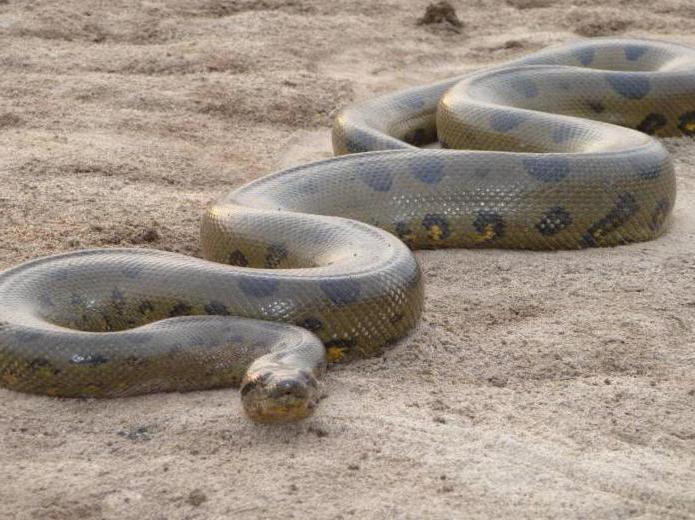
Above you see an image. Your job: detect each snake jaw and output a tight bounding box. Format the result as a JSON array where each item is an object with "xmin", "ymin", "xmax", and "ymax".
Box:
[{"xmin": 240, "ymin": 368, "xmax": 320, "ymax": 423}]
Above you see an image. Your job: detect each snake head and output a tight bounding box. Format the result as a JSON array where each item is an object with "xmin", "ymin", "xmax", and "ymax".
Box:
[{"xmin": 240, "ymin": 366, "xmax": 320, "ymax": 423}]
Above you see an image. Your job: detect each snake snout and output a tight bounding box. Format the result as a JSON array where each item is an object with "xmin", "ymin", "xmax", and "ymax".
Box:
[
  {"xmin": 270, "ymin": 378, "xmax": 309, "ymax": 399},
  {"xmin": 240, "ymin": 368, "xmax": 320, "ymax": 423}
]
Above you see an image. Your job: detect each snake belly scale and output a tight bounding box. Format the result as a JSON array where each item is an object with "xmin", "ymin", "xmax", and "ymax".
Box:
[{"xmin": 1, "ymin": 38, "xmax": 694, "ymax": 421}]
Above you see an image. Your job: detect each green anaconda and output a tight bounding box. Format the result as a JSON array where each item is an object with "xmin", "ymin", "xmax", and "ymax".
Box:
[{"xmin": 1, "ymin": 38, "xmax": 694, "ymax": 422}]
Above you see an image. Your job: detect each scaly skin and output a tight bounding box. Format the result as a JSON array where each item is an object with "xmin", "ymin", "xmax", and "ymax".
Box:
[{"xmin": 1, "ymin": 38, "xmax": 694, "ymax": 422}]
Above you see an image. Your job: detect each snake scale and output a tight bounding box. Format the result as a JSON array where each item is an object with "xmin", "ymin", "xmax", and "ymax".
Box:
[{"xmin": 1, "ymin": 38, "xmax": 694, "ymax": 422}]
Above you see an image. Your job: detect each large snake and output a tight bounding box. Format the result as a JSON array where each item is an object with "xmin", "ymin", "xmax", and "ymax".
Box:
[{"xmin": 1, "ymin": 38, "xmax": 694, "ymax": 422}]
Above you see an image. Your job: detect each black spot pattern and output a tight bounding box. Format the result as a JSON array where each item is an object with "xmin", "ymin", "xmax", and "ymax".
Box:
[
  {"xmin": 677, "ymin": 111, "xmax": 695, "ymax": 136},
  {"xmin": 587, "ymin": 101, "xmax": 605, "ymax": 113},
  {"xmin": 360, "ymin": 165, "xmax": 393, "ymax": 192},
  {"xmin": 489, "ymin": 112, "xmax": 527, "ymax": 132},
  {"xmin": 637, "ymin": 113, "xmax": 667, "ymax": 135},
  {"xmin": 579, "ymin": 192, "xmax": 639, "ymax": 247},
  {"xmin": 574, "ymin": 47, "xmax": 595, "ymax": 66},
  {"xmin": 474, "ymin": 210, "xmax": 505, "ymax": 240},
  {"xmin": 605, "ymin": 73, "xmax": 651, "ymax": 100},
  {"xmin": 228, "ymin": 249, "xmax": 249, "ymax": 267},
  {"xmin": 238, "ymin": 278, "xmax": 279, "ymax": 298},
  {"xmin": 411, "ymin": 154, "xmax": 446, "ymax": 184},
  {"xmin": 536, "ymin": 207, "xmax": 572, "ymax": 236},
  {"xmin": 265, "ymin": 244, "xmax": 288, "ymax": 268},
  {"xmin": 298, "ymin": 317, "xmax": 323, "ymax": 332},
  {"xmin": 204, "ymin": 301, "xmax": 229, "ymax": 315},
  {"xmin": 170, "ymin": 301, "xmax": 192, "ymax": 317},
  {"xmin": 510, "ymin": 77, "xmax": 538, "ymax": 98},
  {"xmin": 624, "ymin": 45, "xmax": 648, "ymax": 61},
  {"xmin": 522, "ymin": 156, "xmax": 570, "ymax": 182},
  {"xmin": 422, "ymin": 214, "xmax": 450, "ymax": 241},
  {"xmin": 319, "ymin": 279, "xmax": 361, "ymax": 306}
]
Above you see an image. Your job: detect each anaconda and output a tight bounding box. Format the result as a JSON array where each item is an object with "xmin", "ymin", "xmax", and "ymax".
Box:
[{"xmin": 1, "ymin": 38, "xmax": 694, "ymax": 422}]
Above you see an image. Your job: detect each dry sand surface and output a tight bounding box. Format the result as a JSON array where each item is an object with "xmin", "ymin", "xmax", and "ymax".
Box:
[{"xmin": 1, "ymin": 0, "xmax": 695, "ymax": 518}]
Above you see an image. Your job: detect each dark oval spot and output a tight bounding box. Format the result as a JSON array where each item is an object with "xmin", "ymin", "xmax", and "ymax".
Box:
[
  {"xmin": 624, "ymin": 45, "xmax": 648, "ymax": 61},
  {"xmin": 169, "ymin": 302, "xmax": 192, "ymax": 317},
  {"xmin": 522, "ymin": 156, "xmax": 570, "ymax": 182},
  {"xmin": 536, "ymin": 207, "xmax": 572, "ymax": 236},
  {"xmin": 677, "ymin": 111, "xmax": 695, "ymax": 136},
  {"xmin": 228, "ymin": 249, "xmax": 249, "ymax": 267},
  {"xmin": 204, "ymin": 301, "xmax": 229, "ymax": 316},
  {"xmin": 581, "ymin": 192, "xmax": 640, "ymax": 247},
  {"xmin": 636, "ymin": 113, "xmax": 667, "ymax": 135},
  {"xmin": 359, "ymin": 165, "xmax": 393, "ymax": 192},
  {"xmin": 238, "ymin": 278, "xmax": 279, "ymax": 298},
  {"xmin": 489, "ymin": 111, "xmax": 527, "ymax": 132},
  {"xmin": 573, "ymin": 47, "xmax": 595, "ymax": 66},
  {"xmin": 422, "ymin": 214, "xmax": 450, "ymax": 241},
  {"xmin": 587, "ymin": 100, "xmax": 605, "ymax": 113},
  {"xmin": 473, "ymin": 211, "xmax": 505, "ymax": 239},
  {"xmin": 265, "ymin": 243, "xmax": 288, "ymax": 268},
  {"xmin": 411, "ymin": 154, "xmax": 445, "ymax": 184},
  {"xmin": 298, "ymin": 317, "xmax": 323, "ymax": 332},
  {"xmin": 319, "ymin": 279, "xmax": 361, "ymax": 306},
  {"xmin": 605, "ymin": 73, "xmax": 651, "ymax": 100},
  {"xmin": 510, "ymin": 77, "xmax": 538, "ymax": 98}
]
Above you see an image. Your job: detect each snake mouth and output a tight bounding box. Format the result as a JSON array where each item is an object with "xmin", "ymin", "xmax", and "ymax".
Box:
[{"xmin": 240, "ymin": 372, "xmax": 320, "ymax": 423}]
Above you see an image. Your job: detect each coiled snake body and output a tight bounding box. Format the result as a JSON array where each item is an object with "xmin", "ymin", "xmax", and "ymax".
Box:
[{"xmin": 1, "ymin": 38, "xmax": 694, "ymax": 421}]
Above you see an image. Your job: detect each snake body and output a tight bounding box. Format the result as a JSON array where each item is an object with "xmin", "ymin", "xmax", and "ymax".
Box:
[{"xmin": 1, "ymin": 38, "xmax": 694, "ymax": 421}]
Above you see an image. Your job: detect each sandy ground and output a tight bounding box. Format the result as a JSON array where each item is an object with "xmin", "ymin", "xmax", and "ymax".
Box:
[{"xmin": 1, "ymin": 0, "xmax": 694, "ymax": 518}]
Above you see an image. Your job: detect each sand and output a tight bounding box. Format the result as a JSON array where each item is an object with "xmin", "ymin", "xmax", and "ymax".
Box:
[{"xmin": 1, "ymin": 0, "xmax": 694, "ymax": 518}]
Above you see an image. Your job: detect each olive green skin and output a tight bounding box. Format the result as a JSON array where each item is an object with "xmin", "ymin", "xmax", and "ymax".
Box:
[{"xmin": 1, "ymin": 38, "xmax": 694, "ymax": 422}]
